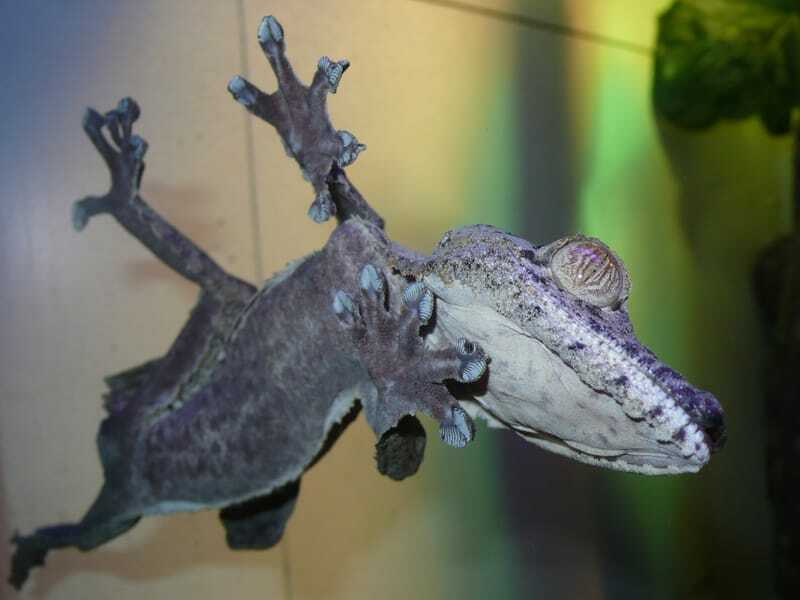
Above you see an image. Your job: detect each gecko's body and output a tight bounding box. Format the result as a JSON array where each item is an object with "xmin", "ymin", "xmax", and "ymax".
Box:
[
  {"xmin": 9, "ymin": 16, "xmax": 724, "ymax": 590},
  {"xmin": 107, "ymin": 224, "xmax": 380, "ymax": 516}
]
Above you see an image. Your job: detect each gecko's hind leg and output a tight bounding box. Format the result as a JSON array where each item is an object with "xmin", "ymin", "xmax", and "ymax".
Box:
[
  {"xmin": 9, "ymin": 486, "xmax": 140, "ymax": 590},
  {"xmin": 333, "ymin": 265, "xmax": 489, "ymax": 459},
  {"xmin": 75, "ymin": 98, "xmax": 253, "ymax": 303},
  {"xmin": 219, "ymin": 480, "xmax": 300, "ymax": 550}
]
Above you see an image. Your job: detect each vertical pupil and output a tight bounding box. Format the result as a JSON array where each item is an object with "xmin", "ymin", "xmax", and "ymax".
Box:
[{"xmin": 568, "ymin": 245, "xmax": 608, "ymax": 287}]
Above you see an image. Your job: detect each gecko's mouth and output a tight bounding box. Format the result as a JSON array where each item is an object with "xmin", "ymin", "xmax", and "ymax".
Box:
[{"xmin": 460, "ymin": 395, "xmax": 713, "ymax": 474}]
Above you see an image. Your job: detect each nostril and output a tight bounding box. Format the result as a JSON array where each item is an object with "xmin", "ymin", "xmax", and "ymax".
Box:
[
  {"xmin": 691, "ymin": 396, "xmax": 726, "ymax": 452},
  {"xmin": 675, "ymin": 388, "xmax": 726, "ymax": 453},
  {"xmin": 701, "ymin": 409, "xmax": 727, "ymax": 452}
]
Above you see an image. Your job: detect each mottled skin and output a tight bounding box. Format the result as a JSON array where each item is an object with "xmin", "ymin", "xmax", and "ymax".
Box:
[
  {"xmin": 9, "ymin": 16, "xmax": 724, "ymax": 590},
  {"xmin": 393, "ymin": 226, "xmax": 725, "ymax": 473}
]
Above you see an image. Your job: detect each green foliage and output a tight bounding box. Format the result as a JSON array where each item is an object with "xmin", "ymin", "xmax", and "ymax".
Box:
[{"xmin": 653, "ymin": 0, "xmax": 800, "ymax": 134}]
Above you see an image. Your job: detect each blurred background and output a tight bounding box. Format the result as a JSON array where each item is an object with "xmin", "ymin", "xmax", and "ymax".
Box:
[{"xmin": 0, "ymin": 1, "xmax": 790, "ymax": 598}]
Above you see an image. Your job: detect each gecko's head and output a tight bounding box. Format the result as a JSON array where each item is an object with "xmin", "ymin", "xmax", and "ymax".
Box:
[{"xmin": 420, "ymin": 225, "xmax": 725, "ymax": 475}]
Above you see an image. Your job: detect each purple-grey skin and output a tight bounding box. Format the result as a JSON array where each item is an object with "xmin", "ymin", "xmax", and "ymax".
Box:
[{"xmin": 8, "ymin": 15, "xmax": 725, "ymax": 591}]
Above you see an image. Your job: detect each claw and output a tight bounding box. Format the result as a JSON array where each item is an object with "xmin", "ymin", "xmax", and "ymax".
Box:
[
  {"xmin": 337, "ymin": 130, "xmax": 366, "ymax": 167},
  {"xmin": 456, "ymin": 338, "xmax": 487, "ymax": 383},
  {"xmin": 359, "ymin": 264, "xmax": 384, "ymax": 300},
  {"xmin": 402, "ymin": 283, "xmax": 434, "ymax": 325},
  {"xmin": 258, "ymin": 15, "xmax": 284, "ymax": 46},
  {"xmin": 317, "ymin": 57, "xmax": 350, "ymax": 93},
  {"xmin": 440, "ymin": 405, "xmax": 475, "ymax": 448}
]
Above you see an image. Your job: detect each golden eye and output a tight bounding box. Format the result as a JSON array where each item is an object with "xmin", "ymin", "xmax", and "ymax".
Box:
[{"xmin": 549, "ymin": 237, "xmax": 627, "ymax": 308}]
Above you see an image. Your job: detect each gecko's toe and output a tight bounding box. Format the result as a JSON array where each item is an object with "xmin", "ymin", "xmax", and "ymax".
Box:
[
  {"xmin": 318, "ymin": 57, "xmax": 350, "ymax": 93},
  {"xmin": 129, "ymin": 135, "xmax": 148, "ymax": 161},
  {"xmin": 104, "ymin": 109, "xmax": 123, "ymax": 144},
  {"xmin": 403, "ymin": 282, "xmax": 434, "ymax": 326},
  {"xmin": 456, "ymin": 338, "xmax": 488, "ymax": 383},
  {"xmin": 308, "ymin": 189, "xmax": 336, "ymax": 223},
  {"xmin": 258, "ymin": 15, "xmax": 285, "ymax": 46},
  {"xmin": 359, "ymin": 264, "xmax": 384, "ymax": 301},
  {"xmin": 228, "ymin": 75, "xmax": 259, "ymax": 109},
  {"xmin": 115, "ymin": 97, "xmax": 141, "ymax": 127},
  {"xmin": 71, "ymin": 201, "xmax": 90, "ymax": 232},
  {"xmin": 440, "ymin": 404, "xmax": 475, "ymax": 448},
  {"xmin": 82, "ymin": 107, "xmax": 105, "ymax": 134},
  {"xmin": 337, "ymin": 130, "xmax": 366, "ymax": 167},
  {"xmin": 332, "ymin": 290, "xmax": 359, "ymax": 326}
]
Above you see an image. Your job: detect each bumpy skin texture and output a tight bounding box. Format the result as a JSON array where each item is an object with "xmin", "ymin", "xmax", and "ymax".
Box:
[
  {"xmin": 392, "ymin": 227, "xmax": 725, "ymax": 473},
  {"xmin": 8, "ymin": 16, "xmax": 725, "ymax": 590}
]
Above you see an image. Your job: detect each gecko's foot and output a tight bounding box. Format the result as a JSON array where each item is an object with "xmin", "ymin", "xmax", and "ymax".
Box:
[
  {"xmin": 8, "ymin": 532, "xmax": 48, "ymax": 590},
  {"xmin": 337, "ymin": 130, "xmax": 366, "ymax": 167},
  {"xmin": 90, "ymin": 97, "xmax": 148, "ymax": 164},
  {"xmin": 74, "ymin": 98, "xmax": 148, "ymax": 231},
  {"xmin": 232, "ymin": 15, "xmax": 380, "ymax": 226},
  {"xmin": 318, "ymin": 57, "xmax": 350, "ymax": 93},
  {"xmin": 220, "ymin": 480, "xmax": 299, "ymax": 550},
  {"xmin": 333, "ymin": 265, "xmax": 487, "ymax": 451},
  {"xmin": 257, "ymin": 16, "xmax": 285, "ymax": 55}
]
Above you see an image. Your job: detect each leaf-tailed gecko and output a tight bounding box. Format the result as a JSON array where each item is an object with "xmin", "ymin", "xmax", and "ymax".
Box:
[{"xmin": 8, "ymin": 15, "xmax": 725, "ymax": 590}]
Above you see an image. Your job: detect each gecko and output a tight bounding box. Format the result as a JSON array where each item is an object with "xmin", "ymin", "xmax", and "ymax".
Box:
[{"xmin": 8, "ymin": 15, "xmax": 725, "ymax": 590}]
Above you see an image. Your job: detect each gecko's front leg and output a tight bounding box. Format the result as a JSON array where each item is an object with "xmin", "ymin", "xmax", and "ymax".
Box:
[
  {"xmin": 333, "ymin": 265, "xmax": 488, "ymax": 478},
  {"xmin": 73, "ymin": 97, "xmax": 253, "ymax": 303},
  {"xmin": 228, "ymin": 15, "xmax": 380, "ymax": 227}
]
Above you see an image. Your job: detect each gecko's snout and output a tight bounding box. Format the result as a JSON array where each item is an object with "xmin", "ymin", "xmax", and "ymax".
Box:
[
  {"xmin": 684, "ymin": 390, "xmax": 726, "ymax": 453},
  {"xmin": 701, "ymin": 404, "xmax": 726, "ymax": 453}
]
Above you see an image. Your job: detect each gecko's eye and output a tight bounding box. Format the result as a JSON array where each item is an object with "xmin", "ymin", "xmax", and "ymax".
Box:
[{"xmin": 549, "ymin": 237, "xmax": 627, "ymax": 308}]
